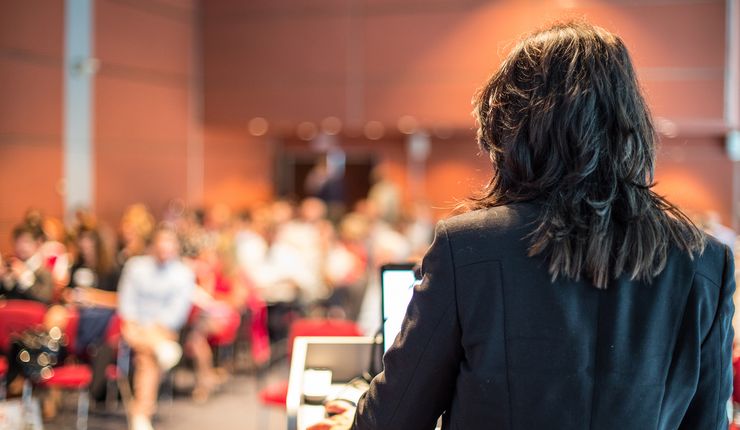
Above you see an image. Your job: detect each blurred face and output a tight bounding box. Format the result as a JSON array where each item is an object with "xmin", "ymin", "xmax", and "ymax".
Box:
[
  {"xmin": 271, "ymin": 201, "xmax": 294, "ymax": 225},
  {"xmin": 300, "ymin": 198, "xmax": 327, "ymax": 223},
  {"xmin": 14, "ymin": 233, "xmax": 40, "ymax": 261},
  {"xmin": 152, "ymin": 230, "xmax": 179, "ymax": 263},
  {"xmin": 78, "ymin": 234, "xmax": 97, "ymax": 265},
  {"xmin": 120, "ymin": 220, "xmax": 140, "ymax": 246}
]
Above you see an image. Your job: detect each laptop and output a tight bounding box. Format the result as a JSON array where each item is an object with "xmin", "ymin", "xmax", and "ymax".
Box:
[{"xmin": 380, "ymin": 263, "xmax": 420, "ymax": 353}]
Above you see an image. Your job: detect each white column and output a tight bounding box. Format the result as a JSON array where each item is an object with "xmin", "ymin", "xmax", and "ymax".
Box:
[
  {"xmin": 63, "ymin": 0, "xmax": 96, "ymax": 213},
  {"xmin": 727, "ymin": 0, "xmax": 739, "ymax": 129},
  {"xmin": 187, "ymin": 1, "xmax": 204, "ymax": 206}
]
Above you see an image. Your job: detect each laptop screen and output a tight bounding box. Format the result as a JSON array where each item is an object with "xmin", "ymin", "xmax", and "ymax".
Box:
[{"xmin": 380, "ymin": 263, "xmax": 419, "ymax": 353}]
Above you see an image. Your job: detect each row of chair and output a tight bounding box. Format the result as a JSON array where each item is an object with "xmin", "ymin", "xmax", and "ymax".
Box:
[
  {"xmin": 0, "ymin": 299, "xmax": 368, "ymax": 429},
  {"xmin": 0, "ymin": 301, "xmax": 244, "ymax": 429},
  {"xmin": 0, "ymin": 300, "xmax": 93, "ymax": 429}
]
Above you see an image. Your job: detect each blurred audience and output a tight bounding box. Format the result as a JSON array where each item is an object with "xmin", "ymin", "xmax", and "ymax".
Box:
[
  {"xmin": 6, "ymin": 190, "xmax": 740, "ymax": 428},
  {"xmin": 0, "ymin": 182, "xmax": 440, "ymax": 428}
]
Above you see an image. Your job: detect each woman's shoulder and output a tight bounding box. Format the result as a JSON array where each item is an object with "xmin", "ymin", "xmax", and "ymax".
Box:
[
  {"xmin": 442, "ymin": 201, "xmax": 540, "ymax": 236},
  {"xmin": 436, "ymin": 202, "xmax": 541, "ymax": 267},
  {"xmin": 692, "ymin": 233, "xmax": 732, "ymax": 288}
]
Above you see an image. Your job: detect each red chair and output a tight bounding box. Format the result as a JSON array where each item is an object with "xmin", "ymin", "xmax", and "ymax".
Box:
[
  {"xmin": 0, "ymin": 356, "xmax": 7, "ymax": 400},
  {"xmin": 258, "ymin": 318, "xmax": 363, "ymax": 407},
  {"xmin": 37, "ymin": 307, "xmax": 93, "ymax": 429},
  {"xmin": 186, "ymin": 304, "xmax": 242, "ymax": 368},
  {"xmin": 207, "ymin": 308, "xmax": 242, "ymax": 367},
  {"xmin": 0, "ymin": 300, "xmax": 47, "ymax": 352},
  {"xmin": 37, "ymin": 364, "xmax": 92, "ymax": 428},
  {"xmin": 101, "ymin": 313, "xmax": 124, "ymax": 410},
  {"xmin": 0, "ymin": 303, "xmax": 92, "ymax": 430},
  {"xmin": 0, "ymin": 300, "xmax": 46, "ymax": 400}
]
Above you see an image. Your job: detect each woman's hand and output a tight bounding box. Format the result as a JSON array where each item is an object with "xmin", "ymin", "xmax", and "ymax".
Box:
[{"xmin": 306, "ymin": 400, "xmax": 356, "ymax": 430}]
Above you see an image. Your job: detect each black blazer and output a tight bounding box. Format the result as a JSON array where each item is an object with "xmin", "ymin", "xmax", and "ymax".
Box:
[{"xmin": 352, "ymin": 202, "xmax": 735, "ymax": 430}]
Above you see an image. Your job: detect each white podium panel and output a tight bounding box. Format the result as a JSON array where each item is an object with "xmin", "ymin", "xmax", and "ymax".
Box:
[{"xmin": 286, "ymin": 336, "xmax": 374, "ymax": 430}]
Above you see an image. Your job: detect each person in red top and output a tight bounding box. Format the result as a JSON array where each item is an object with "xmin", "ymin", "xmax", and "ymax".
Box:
[{"xmin": 184, "ymin": 225, "xmax": 244, "ymax": 403}]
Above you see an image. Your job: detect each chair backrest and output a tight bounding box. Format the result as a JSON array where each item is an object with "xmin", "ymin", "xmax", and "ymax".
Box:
[
  {"xmin": 0, "ymin": 300, "xmax": 47, "ymax": 353},
  {"xmin": 287, "ymin": 318, "xmax": 362, "ymax": 357},
  {"xmin": 105, "ymin": 313, "xmax": 122, "ymax": 348},
  {"xmin": 207, "ymin": 308, "xmax": 242, "ymax": 347}
]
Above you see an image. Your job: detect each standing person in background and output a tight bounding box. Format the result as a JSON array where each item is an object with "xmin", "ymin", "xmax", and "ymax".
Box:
[
  {"xmin": 0, "ymin": 223, "xmax": 54, "ymax": 304},
  {"xmin": 118, "ymin": 224, "xmax": 195, "ymax": 430}
]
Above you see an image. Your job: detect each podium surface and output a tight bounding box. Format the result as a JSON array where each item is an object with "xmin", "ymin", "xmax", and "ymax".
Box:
[{"xmin": 286, "ymin": 336, "xmax": 374, "ymax": 430}]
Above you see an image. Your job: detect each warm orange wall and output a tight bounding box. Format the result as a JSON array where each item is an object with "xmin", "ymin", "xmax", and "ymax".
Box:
[
  {"xmin": 654, "ymin": 136, "xmax": 733, "ymax": 222},
  {"xmin": 0, "ymin": 1, "xmax": 64, "ymax": 252},
  {"xmin": 0, "ymin": 0, "xmax": 733, "ymax": 253},
  {"xmin": 94, "ymin": 0, "xmax": 197, "ymax": 226},
  {"xmin": 202, "ymin": 0, "xmax": 733, "ymax": 224},
  {"xmin": 202, "ymin": 128, "xmax": 272, "ymax": 208},
  {"xmin": 203, "ymin": 0, "xmax": 725, "ymax": 125},
  {"xmin": 0, "ymin": 0, "xmax": 198, "ymax": 253}
]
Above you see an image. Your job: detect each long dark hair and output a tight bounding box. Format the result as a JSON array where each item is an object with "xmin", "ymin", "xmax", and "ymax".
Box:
[
  {"xmin": 75, "ymin": 225, "xmax": 114, "ymax": 276},
  {"xmin": 470, "ymin": 21, "xmax": 704, "ymax": 288}
]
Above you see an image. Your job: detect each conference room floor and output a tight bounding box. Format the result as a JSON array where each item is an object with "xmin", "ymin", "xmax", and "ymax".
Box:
[{"xmin": 46, "ymin": 365, "xmax": 289, "ymax": 430}]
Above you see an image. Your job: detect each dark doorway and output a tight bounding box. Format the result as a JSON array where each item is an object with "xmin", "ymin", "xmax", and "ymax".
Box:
[{"xmin": 278, "ymin": 152, "xmax": 376, "ymax": 213}]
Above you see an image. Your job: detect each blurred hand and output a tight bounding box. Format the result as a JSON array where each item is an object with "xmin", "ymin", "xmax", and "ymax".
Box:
[
  {"xmin": 305, "ymin": 416, "xmax": 352, "ymax": 430},
  {"xmin": 324, "ymin": 400, "xmax": 352, "ymax": 416},
  {"xmin": 9, "ymin": 258, "xmax": 26, "ymax": 278},
  {"xmin": 62, "ymin": 288, "xmax": 75, "ymax": 304},
  {"xmin": 306, "ymin": 400, "xmax": 355, "ymax": 430},
  {"xmin": 74, "ymin": 287, "xmax": 92, "ymax": 306},
  {"xmin": 306, "ymin": 422, "xmax": 333, "ymax": 430}
]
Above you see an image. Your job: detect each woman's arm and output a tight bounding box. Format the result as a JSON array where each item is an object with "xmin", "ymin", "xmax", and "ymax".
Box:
[
  {"xmin": 680, "ymin": 245, "xmax": 735, "ymax": 429},
  {"xmin": 352, "ymin": 221, "xmax": 463, "ymax": 430}
]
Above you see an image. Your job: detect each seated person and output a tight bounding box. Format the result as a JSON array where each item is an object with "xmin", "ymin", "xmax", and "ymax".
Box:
[
  {"xmin": 0, "ymin": 223, "xmax": 54, "ymax": 304},
  {"xmin": 185, "ymin": 231, "xmax": 248, "ymax": 402},
  {"xmin": 117, "ymin": 224, "xmax": 195, "ymax": 430},
  {"xmin": 40, "ymin": 216, "xmax": 72, "ymax": 293},
  {"xmin": 63, "ymin": 224, "xmax": 120, "ymax": 400},
  {"xmin": 23, "ymin": 210, "xmax": 71, "ymax": 292}
]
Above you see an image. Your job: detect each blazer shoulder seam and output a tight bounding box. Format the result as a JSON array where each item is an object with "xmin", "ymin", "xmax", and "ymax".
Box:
[{"xmin": 694, "ymin": 271, "xmax": 721, "ymax": 289}]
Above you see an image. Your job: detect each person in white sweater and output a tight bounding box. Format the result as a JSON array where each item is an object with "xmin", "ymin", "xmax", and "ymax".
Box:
[{"xmin": 117, "ymin": 224, "xmax": 195, "ymax": 430}]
